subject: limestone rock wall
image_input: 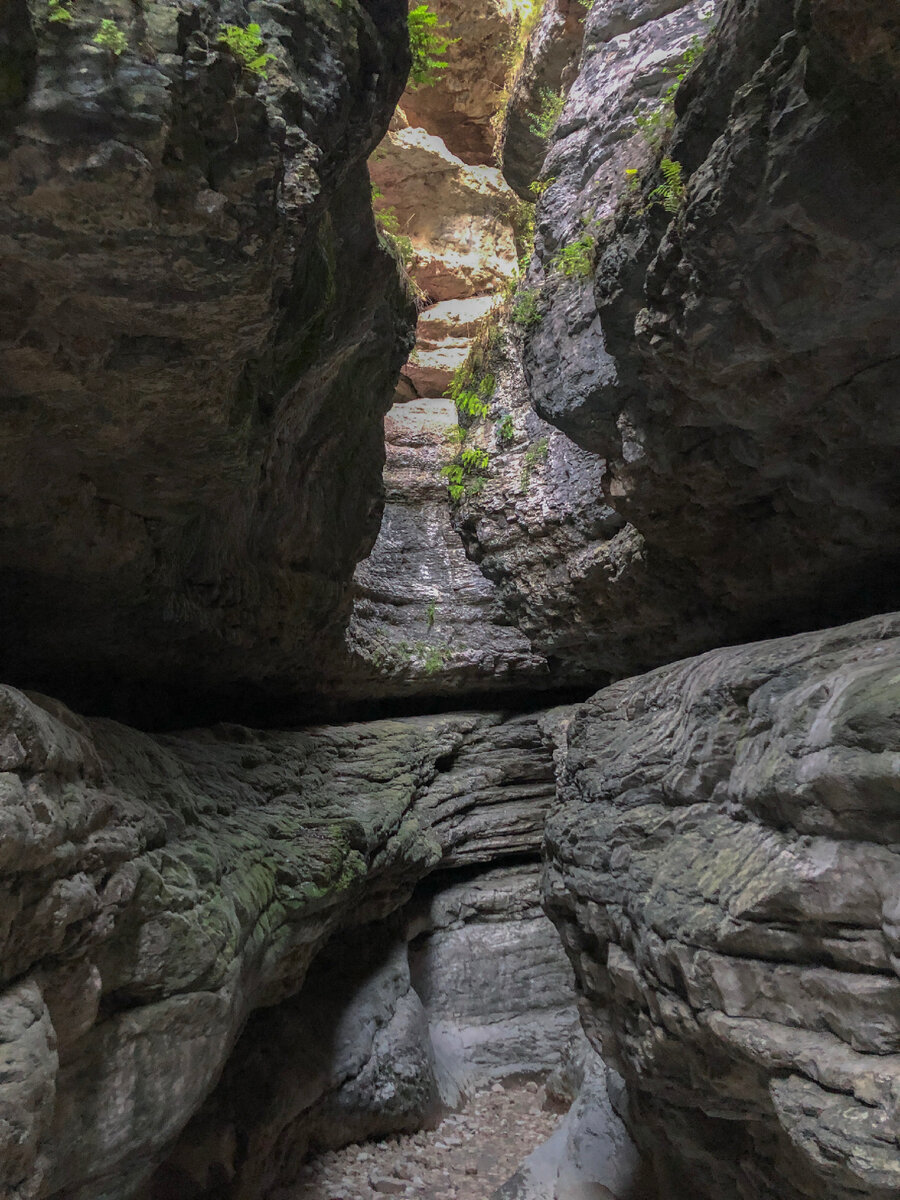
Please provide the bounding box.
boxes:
[323,396,549,701]
[0,0,416,723]
[0,683,572,1199]
[544,613,900,1200]
[498,0,586,199]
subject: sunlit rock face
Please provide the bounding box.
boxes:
[404,295,499,397]
[400,0,522,164]
[544,613,900,1200]
[0,0,415,724]
[371,123,518,306]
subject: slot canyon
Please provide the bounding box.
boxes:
[0,0,897,1198]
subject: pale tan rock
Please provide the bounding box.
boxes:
[370,128,518,301]
[401,0,524,163]
[403,296,499,397]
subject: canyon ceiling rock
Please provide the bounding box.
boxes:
[0,0,416,722]
[544,612,900,1200]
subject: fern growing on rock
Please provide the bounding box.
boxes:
[650,158,686,213]
[408,4,452,89]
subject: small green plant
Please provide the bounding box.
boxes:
[633,33,710,151]
[521,436,549,486]
[448,368,494,421]
[530,176,556,199]
[443,424,467,444]
[442,446,490,504]
[624,166,641,197]
[93,18,127,55]
[496,413,515,444]
[511,287,542,329]
[421,643,452,674]
[218,22,274,78]
[634,103,674,152]
[408,4,452,88]
[649,157,685,213]
[550,232,595,279]
[47,0,73,23]
[460,447,490,473]
[528,87,565,140]
[425,600,437,627]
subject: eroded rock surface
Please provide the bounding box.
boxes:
[544,612,900,1200]
[0,0,415,722]
[0,684,569,1199]
[521,0,900,661]
[324,397,548,702]
[409,864,580,1100]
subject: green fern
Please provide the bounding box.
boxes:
[408,4,452,89]
[218,22,274,78]
[528,87,565,139]
[511,287,542,329]
[549,232,595,279]
[93,18,127,55]
[47,0,73,23]
[649,158,686,214]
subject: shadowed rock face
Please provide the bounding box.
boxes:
[0,682,571,1199]
[323,396,550,702]
[544,613,900,1200]
[499,0,586,199]
[521,0,900,659]
[0,0,416,723]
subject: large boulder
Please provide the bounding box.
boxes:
[0,0,416,723]
[544,612,900,1199]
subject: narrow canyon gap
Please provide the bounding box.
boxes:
[0,0,897,1199]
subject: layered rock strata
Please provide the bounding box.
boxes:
[324,396,549,701]
[544,612,900,1200]
[0,0,415,722]
[0,683,572,1199]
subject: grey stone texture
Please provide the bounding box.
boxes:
[499,0,587,199]
[0,685,568,1199]
[544,612,900,1200]
[408,864,581,1100]
[322,397,551,703]
[0,0,416,722]
[494,1032,653,1200]
[519,0,900,666]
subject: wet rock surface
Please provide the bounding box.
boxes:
[0,0,415,723]
[544,612,900,1200]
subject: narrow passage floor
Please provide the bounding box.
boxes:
[292,1081,560,1199]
